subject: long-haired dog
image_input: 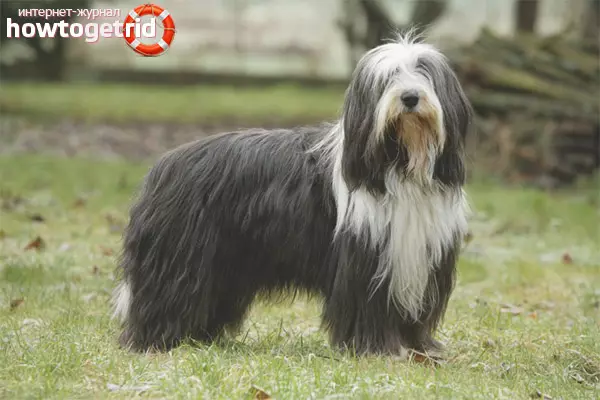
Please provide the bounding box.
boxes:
[113,33,472,358]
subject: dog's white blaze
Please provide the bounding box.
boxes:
[363,37,447,181]
[313,35,469,321]
[363,38,442,81]
[332,147,469,320]
[112,281,132,322]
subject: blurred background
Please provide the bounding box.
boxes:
[0,0,598,187]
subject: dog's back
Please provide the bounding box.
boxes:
[115,126,338,350]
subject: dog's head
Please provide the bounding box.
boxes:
[340,33,472,192]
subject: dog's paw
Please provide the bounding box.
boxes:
[408,348,445,366]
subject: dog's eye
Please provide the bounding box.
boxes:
[415,60,433,82]
[415,67,431,82]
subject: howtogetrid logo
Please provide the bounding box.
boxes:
[4,3,176,57]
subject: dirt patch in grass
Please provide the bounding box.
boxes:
[1,117,255,160]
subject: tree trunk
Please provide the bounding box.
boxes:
[583,0,600,40]
[410,0,448,36]
[40,39,67,81]
[339,0,449,70]
[515,0,539,33]
[358,0,396,49]
[26,36,67,81]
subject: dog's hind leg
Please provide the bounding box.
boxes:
[190,290,256,343]
[117,275,205,351]
[116,235,222,351]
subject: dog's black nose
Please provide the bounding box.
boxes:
[400,91,420,109]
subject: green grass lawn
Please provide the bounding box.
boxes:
[0,154,599,399]
[0,83,344,125]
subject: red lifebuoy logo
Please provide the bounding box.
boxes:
[122,3,175,57]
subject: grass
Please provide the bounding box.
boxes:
[0,83,344,125]
[0,154,598,399]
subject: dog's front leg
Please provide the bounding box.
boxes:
[320,239,413,357]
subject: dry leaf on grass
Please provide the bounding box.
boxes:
[561,252,573,264]
[24,236,45,251]
[250,385,272,400]
[530,389,552,399]
[73,197,87,208]
[409,351,443,367]
[10,298,24,310]
[29,213,45,222]
[100,246,114,256]
[528,311,538,319]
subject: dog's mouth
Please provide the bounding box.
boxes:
[395,106,441,147]
[394,105,444,182]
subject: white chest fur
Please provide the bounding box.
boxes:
[333,167,469,320]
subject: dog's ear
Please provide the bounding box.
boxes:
[418,55,472,141]
[340,58,392,194]
[418,55,472,185]
[439,66,472,142]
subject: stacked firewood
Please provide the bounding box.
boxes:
[452,29,599,186]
